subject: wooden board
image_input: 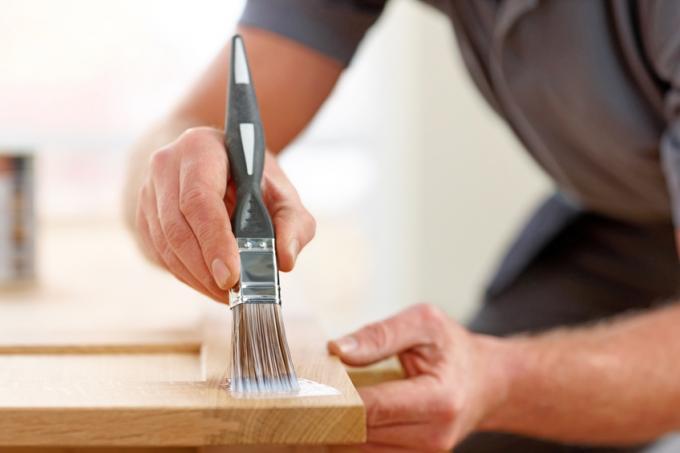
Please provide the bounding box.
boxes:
[0,223,365,447]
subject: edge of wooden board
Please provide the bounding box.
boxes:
[0,307,365,446]
[0,405,365,446]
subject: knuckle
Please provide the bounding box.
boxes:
[415,303,447,325]
[180,127,206,143]
[179,186,211,217]
[161,218,190,249]
[151,239,171,266]
[192,217,218,245]
[149,149,171,174]
[361,389,386,425]
[158,243,176,266]
[179,127,220,151]
[361,321,391,350]
[365,403,384,427]
[435,393,461,424]
[440,402,459,425]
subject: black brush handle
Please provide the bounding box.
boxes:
[225,35,274,239]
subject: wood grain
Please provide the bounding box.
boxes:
[0,447,195,453]
[1,446,361,452]
[0,222,365,447]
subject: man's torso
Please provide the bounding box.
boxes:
[438,0,670,222]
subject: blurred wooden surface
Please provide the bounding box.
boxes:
[346,358,404,388]
[0,222,364,447]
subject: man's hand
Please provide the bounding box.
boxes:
[134,126,316,302]
[328,304,509,452]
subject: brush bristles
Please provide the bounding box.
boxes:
[230,303,299,393]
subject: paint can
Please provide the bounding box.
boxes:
[0,151,35,288]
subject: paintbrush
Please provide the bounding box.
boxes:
[225,34,298,393]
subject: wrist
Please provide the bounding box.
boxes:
[473,333,531,432]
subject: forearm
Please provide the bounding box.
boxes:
[482,302,680,444]
[123,25,342,232]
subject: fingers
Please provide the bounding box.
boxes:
[270,204,315,272]
[366,424,452,453]
[176,128,240,290]
[134,207,163,265]
[359,377,459,452]
[150,148,228,302]
[328,304,448,366]
[262,152,316,272]
[328,305,466,453]
[139,181,213,297]
[359,376,443,427]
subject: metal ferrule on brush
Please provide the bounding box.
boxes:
[229,237,280,308]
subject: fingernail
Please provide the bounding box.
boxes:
[211,259,230,290]
[288,239,300,262]
[334,336,358,354]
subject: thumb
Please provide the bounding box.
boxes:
[328,304,439,367]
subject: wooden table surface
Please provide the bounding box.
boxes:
[0,221,367,448]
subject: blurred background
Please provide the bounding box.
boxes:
[0,0,549,336]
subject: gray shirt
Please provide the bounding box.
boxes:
[240,0,680,226]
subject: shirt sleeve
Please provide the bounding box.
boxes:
[239,0,387,66]
[640,0,680,225]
